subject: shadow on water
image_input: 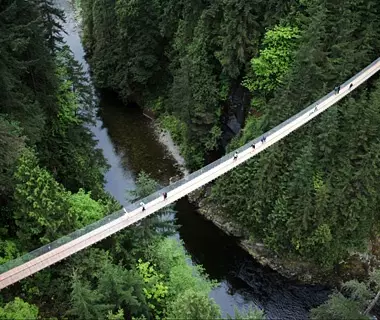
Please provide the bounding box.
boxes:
[175,198,330,319]
[98,91,180,186]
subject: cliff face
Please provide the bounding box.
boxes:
[188,186,379,286]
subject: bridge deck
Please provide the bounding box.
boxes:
[1,58,380,290]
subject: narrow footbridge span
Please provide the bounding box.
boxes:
[1,58,380,290]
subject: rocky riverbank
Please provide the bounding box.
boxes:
[153,120,378,286]
[187,185,380,286]
[186,186,335,285]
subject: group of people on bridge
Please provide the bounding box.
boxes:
[138,82,354,213]
[233,135,266,162]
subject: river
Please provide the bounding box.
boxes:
[58,0,330,318]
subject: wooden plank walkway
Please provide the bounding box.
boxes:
[1,58,380,290]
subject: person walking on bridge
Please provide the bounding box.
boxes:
[163,192,167,200]
[334,85,340,94]
[251,143,255,152]
[233,152,238,161]
[261,136,266,144]
[140,201,146,211]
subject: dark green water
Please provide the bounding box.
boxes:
[59,1,331,318]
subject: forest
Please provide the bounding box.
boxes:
[2,0,380,318]
[77,0,380,268]
[76,0,380,317]
[0,0,264,318]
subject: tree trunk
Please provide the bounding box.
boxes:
[364,290,380,315]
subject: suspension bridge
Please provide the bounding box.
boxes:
[1,58,380,290]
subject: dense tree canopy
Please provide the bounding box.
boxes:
[77,0,293,168]
[212,0,380,267]
[3,0,380,318]
[79,0,380,268]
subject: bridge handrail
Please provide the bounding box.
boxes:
[1,57,380,275]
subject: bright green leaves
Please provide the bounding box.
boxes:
[166,290,221,320]
[0,298,39,320]
[0,240,19,264]
[147,238,217,297]
[68,189,105,227]
[144,238,219,319]
[107,309,125,320]
[137,259,168,319]
[243,25,300,93]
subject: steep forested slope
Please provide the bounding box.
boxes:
[78,0,300,168]
[213,0,380,267]
[0,1,256,319]
[78,0,380,269]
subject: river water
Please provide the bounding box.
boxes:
[58,1,330,318]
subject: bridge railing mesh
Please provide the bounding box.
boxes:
[1,57,379,276]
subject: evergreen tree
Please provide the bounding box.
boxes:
[216,0,262,78]
[213,0,380,265]
[311,270,380,320]
[35,0,66,53]
[69,271,110,320]
[13,149,73,247]
[97,261,147,317]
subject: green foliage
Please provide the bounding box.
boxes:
[13,149,73,247]
[68,189,105,227]
[216,0,263,78]
[0,240,19,264]
[0,298,39,320]
[243,25,300,93]
[137,259,168,318]
[0,117,25,196]
[159,115,186,148]
[311,293,369,320]
[38,45,107,199]
[36,0,66,53]
[13,149,109,248]
[69,271,111,320]
[147,238,216,298]
[310,270,380,320]
[129,171,159,200]
[145,238,219,317]
[212,0,380,266]
[166,289,221,320]
[96,261,146,316]
[54,64,80,135]
[227,306,266,320]
[77,0,296,168]
[107,309,124,320]
[0,0,57,145]
[118,172,177,257]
